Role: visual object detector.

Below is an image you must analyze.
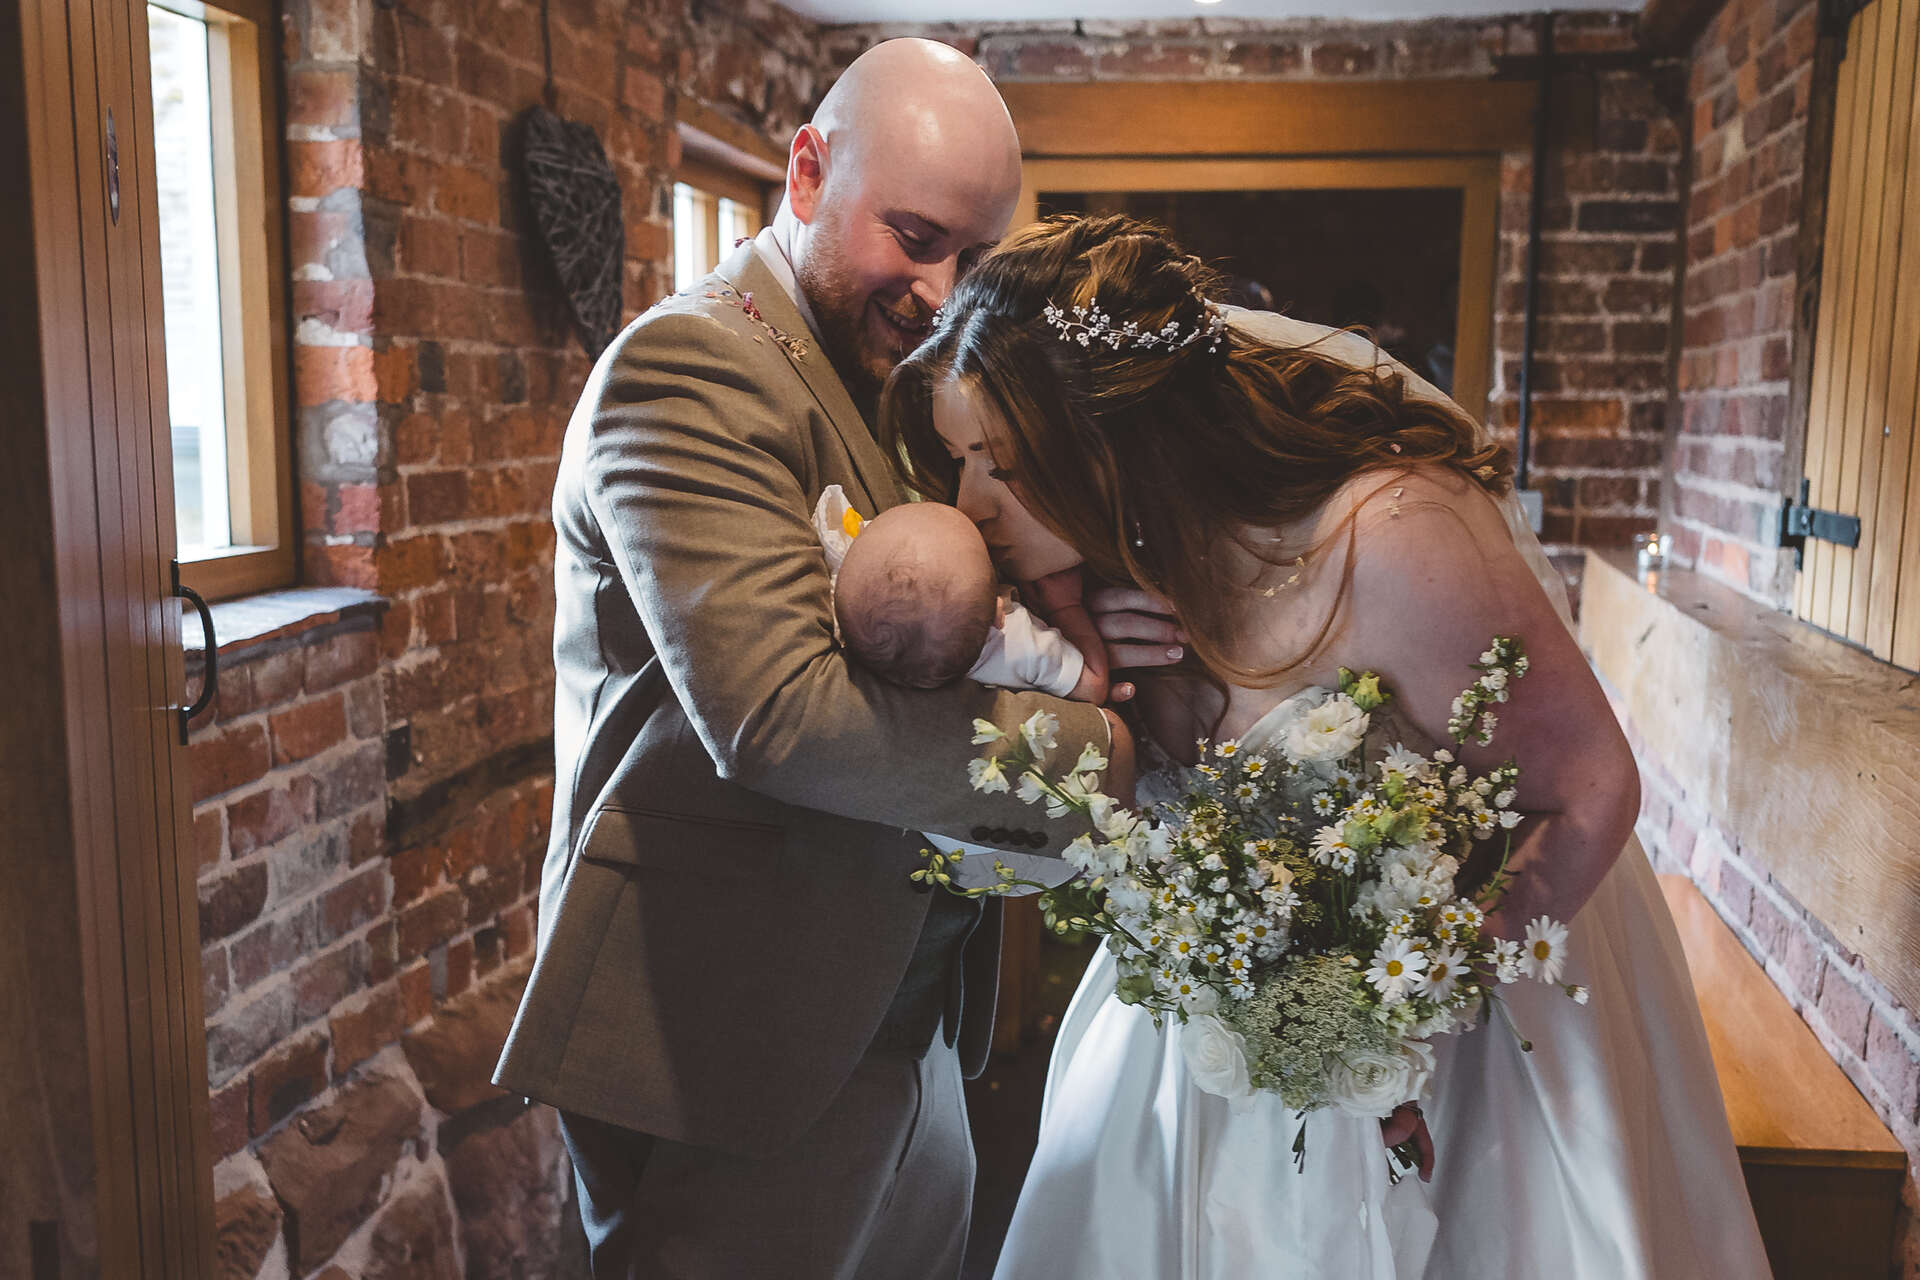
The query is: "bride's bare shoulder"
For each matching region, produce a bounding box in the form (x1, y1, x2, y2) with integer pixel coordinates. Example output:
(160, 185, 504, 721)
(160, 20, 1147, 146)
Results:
(1312, 465, 1510, 554)
(1336, 466, 1542, 630)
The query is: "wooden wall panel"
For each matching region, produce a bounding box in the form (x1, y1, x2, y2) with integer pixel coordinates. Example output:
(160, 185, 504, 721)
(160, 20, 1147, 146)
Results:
(1799, 10, 1868, 626)
(1841, 0, 1918, 643)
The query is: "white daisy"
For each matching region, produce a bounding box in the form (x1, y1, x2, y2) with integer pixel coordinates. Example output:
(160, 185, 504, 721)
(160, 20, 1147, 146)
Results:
(1173, 975, 1218, 1012)
(1311, 826, 1347, 865)
(1522, 916, 1569, 984)
(1423, 945, 1469, 1003)
(1364, 936, 1429, 1004)
(1490, 937, 1524, 984)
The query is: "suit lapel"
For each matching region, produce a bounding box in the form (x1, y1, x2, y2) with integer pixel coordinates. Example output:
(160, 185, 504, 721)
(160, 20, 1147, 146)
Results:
(716, 245, 904, 513)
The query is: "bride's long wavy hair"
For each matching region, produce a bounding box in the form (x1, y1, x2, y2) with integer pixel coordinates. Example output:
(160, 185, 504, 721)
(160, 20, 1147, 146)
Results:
(879, 214, 1511, 687)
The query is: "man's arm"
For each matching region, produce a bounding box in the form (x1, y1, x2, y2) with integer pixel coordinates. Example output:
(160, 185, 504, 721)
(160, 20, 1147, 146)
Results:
(584, 309, 1123, 840)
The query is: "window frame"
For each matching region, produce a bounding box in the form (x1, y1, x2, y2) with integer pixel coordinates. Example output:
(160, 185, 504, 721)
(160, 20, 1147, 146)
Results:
(671, 102, 784, 291)
(672, 158, 773, 289)
(153, 0, 294, 602)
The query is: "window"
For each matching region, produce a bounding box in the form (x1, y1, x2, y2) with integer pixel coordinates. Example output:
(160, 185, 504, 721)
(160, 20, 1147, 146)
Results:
(671, 161, 769, 290)
(148, 0, 292, 600)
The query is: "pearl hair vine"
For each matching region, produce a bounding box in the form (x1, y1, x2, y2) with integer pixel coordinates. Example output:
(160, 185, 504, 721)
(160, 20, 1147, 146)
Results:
(1041, 294, 1228, 354)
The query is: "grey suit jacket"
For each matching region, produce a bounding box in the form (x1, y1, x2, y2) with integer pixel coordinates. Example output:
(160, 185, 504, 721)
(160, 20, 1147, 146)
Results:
(494, 243, 1108, 1156)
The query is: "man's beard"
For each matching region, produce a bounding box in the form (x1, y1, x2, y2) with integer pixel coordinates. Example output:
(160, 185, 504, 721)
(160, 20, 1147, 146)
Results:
(795, 239, 901, 419)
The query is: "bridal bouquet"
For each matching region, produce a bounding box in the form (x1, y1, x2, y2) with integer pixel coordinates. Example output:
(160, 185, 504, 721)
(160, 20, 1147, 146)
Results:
(919, 637, 1585, 1173)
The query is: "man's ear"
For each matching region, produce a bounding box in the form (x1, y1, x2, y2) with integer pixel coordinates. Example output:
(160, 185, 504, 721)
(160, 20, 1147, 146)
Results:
(787, 124, 827, 225)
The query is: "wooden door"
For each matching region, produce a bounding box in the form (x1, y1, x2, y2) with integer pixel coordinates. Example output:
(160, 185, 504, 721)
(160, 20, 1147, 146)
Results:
(8, 0, 216, 1273)
(1795, 0, 1920, 666)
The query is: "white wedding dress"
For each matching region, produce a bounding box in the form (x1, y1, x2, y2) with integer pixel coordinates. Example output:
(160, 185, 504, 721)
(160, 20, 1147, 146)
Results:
(988, 310, 1773, 1280)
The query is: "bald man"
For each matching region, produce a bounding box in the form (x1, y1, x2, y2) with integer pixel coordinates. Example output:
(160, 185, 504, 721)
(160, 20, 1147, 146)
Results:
(495, 39, 1131, 1279)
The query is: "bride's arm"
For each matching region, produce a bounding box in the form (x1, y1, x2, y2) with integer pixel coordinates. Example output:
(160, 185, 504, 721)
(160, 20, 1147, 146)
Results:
(1329, 470, 1639, 935)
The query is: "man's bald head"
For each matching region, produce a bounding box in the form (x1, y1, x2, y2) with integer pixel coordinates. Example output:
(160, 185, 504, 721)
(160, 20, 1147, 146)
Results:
(811, 39, 1022, 205)
(776, 40, 1025, 412)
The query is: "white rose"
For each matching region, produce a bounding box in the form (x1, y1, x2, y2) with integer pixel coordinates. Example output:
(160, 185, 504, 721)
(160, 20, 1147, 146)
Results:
(1181, 1014, 1254, 1104)
(1285, 695, 1370, 762)
(1325, 1041, 1437, 1119)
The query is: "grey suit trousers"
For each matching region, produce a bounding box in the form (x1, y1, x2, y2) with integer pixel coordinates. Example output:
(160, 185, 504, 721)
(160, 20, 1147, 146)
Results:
(561, 1035, 974, 1280)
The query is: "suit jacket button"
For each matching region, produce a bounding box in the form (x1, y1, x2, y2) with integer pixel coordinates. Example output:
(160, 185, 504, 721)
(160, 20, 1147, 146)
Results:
(971, 826, 992, 842)
(1028, 831, 1048, 849)
(988, 827, 1010, 844)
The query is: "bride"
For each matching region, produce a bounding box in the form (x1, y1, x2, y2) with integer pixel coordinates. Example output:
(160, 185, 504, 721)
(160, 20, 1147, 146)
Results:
(879, 215, 1771, 1278)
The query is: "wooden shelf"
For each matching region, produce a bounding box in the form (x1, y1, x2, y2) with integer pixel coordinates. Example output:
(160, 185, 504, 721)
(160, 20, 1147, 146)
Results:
(1660, 875, 1903, 1170)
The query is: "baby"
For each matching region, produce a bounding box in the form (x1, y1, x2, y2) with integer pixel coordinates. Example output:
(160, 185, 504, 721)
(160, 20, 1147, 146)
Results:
(813, 485, 1108, 892)
(813, 486, 1106, 702)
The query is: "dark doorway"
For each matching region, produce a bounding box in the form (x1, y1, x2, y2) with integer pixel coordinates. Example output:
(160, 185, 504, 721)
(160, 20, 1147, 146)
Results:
(1040, 186, 1466, 395)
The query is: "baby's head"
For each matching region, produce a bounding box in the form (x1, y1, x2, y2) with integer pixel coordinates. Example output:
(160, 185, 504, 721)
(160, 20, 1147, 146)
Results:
(834, 503, 997, 689)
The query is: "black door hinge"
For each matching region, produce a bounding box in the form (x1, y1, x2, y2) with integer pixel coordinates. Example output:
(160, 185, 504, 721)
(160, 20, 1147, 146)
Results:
(1777, 478, 1862, 568)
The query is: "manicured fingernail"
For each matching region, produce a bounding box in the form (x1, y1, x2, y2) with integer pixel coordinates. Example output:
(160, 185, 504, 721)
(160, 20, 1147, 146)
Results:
(1167, 646, 1183, 660)
(1175, 629, 1190, 643)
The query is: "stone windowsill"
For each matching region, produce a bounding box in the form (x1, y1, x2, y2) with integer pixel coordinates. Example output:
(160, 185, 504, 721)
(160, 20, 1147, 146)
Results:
(1578, 549, 1920, 1013)
(184, 586, 388, 671)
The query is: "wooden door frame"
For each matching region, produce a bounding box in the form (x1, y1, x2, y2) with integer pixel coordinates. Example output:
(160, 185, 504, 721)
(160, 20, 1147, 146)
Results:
(1014, 156, 1502, 426)
(9, 0, 217, 1272)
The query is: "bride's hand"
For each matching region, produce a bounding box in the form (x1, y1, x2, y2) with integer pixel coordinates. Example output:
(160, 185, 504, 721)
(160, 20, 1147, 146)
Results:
(1086, 586, 1187, 699)
(1380, 1103, 1435, 1182)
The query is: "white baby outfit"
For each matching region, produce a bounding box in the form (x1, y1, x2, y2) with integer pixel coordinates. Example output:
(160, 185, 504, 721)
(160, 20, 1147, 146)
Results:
(812, 485, 1084, 893)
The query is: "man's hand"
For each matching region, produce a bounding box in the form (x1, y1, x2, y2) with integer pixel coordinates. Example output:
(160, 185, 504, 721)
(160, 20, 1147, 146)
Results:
(1380, 1103, 1435, 1182)
(1086, 586, 1186, 701)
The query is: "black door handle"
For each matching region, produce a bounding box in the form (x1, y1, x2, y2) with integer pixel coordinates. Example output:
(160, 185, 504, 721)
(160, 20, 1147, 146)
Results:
(172, 560, 216, 745)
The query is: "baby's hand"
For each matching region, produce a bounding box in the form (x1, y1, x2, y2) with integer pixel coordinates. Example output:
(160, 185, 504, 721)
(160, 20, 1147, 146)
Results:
(1066, 659, 1109, 704)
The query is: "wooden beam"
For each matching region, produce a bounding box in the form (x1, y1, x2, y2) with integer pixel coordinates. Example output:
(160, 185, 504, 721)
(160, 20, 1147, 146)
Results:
(1580, 550, 1920, 1015)
(1638, 0, 1724, 56)
(1001, 78, 1592, 158)
(675, 97, 787, 183)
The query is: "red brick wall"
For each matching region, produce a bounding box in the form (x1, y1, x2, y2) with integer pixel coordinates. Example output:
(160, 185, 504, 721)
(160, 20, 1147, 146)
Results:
(1635, 1, 1920, 1270)
(828, 14, 1687, 595)
(1668, 0, 1819, 604)
(190, 0, 829, 1275)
